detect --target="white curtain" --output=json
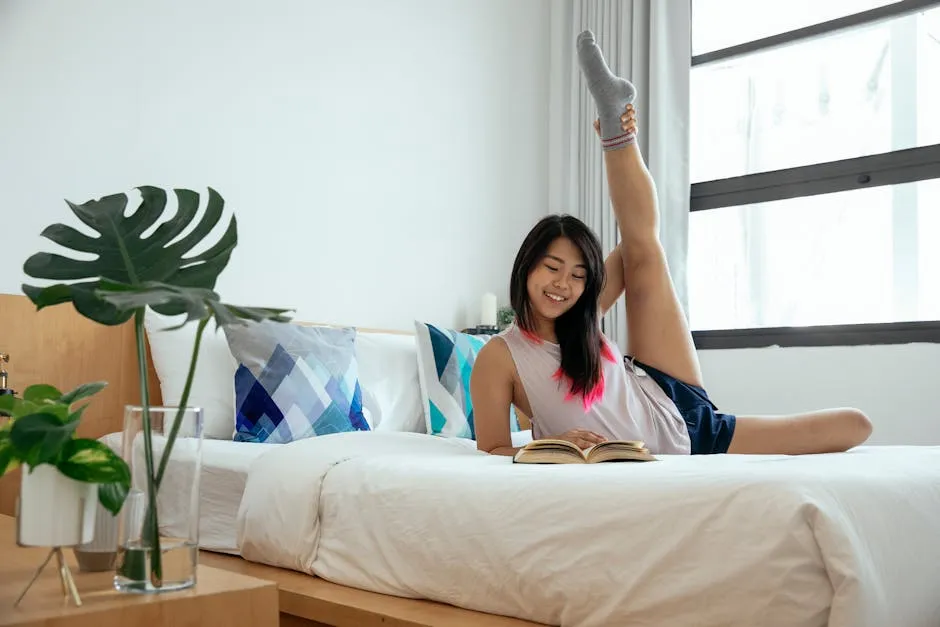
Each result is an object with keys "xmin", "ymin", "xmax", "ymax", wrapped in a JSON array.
[{"xmin": 548, "ymin": 0, "xmax": 691, "ymax": 352}]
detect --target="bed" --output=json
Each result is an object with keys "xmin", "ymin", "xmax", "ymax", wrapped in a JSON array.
[
  {"xmin": 4, "ymin": 292, "xmax": 939, "ymax": 627},
  {"xmin": 237, "ymin": 432, "xmax": 940, "ymax": 627}
]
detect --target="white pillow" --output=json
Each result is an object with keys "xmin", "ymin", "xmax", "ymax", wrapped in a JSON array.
[
  {"xmin": 354, "ymin": 332, "xmax": 425, "ymax": 434},
  {"xmin": 144, "ymin": 311, "xmax": 238, "ymax": 440}
]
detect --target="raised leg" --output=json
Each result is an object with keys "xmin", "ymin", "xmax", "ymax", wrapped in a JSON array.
[
  {"xmin": 728, "ymin": 408, "xmax": 873, "ymax": 454},
  {"xmin": 604, "ymin": 144, "xmax": 704, "ymax": 387},
  {"xmin": 577, "ymin": 31, "xmax": 703, "ymax": 387}
]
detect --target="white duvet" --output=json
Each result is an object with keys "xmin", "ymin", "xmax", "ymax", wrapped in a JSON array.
[{"xmin": 236, "ymin": 432, "xmax": 940, "ymax": 627}]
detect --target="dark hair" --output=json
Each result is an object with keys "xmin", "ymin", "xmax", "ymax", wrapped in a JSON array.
[{"xmin": 509, "ymin": 214, "xmax": 606, "ymax": 400}]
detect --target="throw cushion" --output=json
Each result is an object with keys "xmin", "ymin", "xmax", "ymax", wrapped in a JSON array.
[
  {"xmin": 224, "ymin": 321, "xmax": 370, "ymax": 443},
  {"xmin": 413, "ymin": 321, "xmax": 520, "ymax": 439},
  {"xmin": 355, "ymin": 332, "xmax": 426, "ymax": 433},
  {"xmin": 144, "ymin": 310, "xmax": 239, "ymax": 440}
]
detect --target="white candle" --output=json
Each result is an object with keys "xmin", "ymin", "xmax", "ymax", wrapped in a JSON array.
[{"xmin": 481, "ymin": 293, "xmax": 497, "ymax": 327}]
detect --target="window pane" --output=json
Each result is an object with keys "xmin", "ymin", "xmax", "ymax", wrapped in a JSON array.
[
  {"xmin": 692, "ymin": 0, "xmax": 897, "ymax": 55},
  {"xmin": 688, "ymin": 180, "xmax": 940, "ymax": 331},
  {"xmin": 691, "ymin": 7, "xmax": 940, "ymax": 183},
  {"xmin": 919, "ymin": 8, "xmax": 940, "ymax": 150},
  {"xmin": 917, "ymin": 179, "xmax": 940, "ymax": 320}
]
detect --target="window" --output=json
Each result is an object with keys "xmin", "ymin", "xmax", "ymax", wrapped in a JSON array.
[{"xmin": 688, "ymin": 0, "xmax": 940, "ymax": 341}]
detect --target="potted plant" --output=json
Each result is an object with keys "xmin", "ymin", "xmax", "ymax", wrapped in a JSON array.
[
  {"xmin": 18, "ymin": 185, "xmax": 291, "ymax": 593},
  {"xmin": 497, "ymin": 305, "xmax": 515, "ymax": 331},
  {"xmin": 0, "ymin": 382, "xmax": 129, "ymax": 548}
]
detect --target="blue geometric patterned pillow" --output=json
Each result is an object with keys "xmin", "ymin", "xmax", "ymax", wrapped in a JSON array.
[
  {"xmin": 224, "ymin": 322, "xmax": 370, "ymax": 443},
  {"xmin": 413, "ymin": 321, "xmax": 520, "ymax": 439}
]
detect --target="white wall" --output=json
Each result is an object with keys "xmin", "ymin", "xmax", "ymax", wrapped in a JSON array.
[
  {"xmin": 700, "ymin": 343, "xmax": 940, "ymax": 445},
  {"xmin": 3, "ymin": 1, "xmax": 935, "ymax": 447},
  {"xmin": 0, "ymin": 0, "xmax": 550, "ymax": 331}
]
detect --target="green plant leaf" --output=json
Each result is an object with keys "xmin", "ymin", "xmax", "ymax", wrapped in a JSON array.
[
  {"xmin": 0, "ymin": 431, "xmax": 20, "ymax": 476},
  {"xmin": 59, "ymin": 381, "xmax": 107, "ymax": 406},
  {"xmin": 0, "ymin": 397, "xmax": 67, "ymax": 422},
  {"xmin": 41, "ymin": 403, "xmax": 69, "ymax": 423},
  {"xmin": 96, "ymin": 280, "xmax": 217, "ymax": 325},
  {"xmin": 57, "ymin": 439, "xmax": 130, "ymax": 515},
  {"xmin": 21, "ymin": 186, "xmax": 237, "ymax": 324},
  {"xmin": 95, "ymin": 280, "xmax": 293, "ymax": 329},
  {"xmin": 9, "ymin": 413, "xmax": 79, "ymax": 467},
  {"xmin": 205, "ymin": 300, "xmax": 294, "ymax": 329},
  {"xmin": 23, "ymin": 384, "xmax": 62, "ymax": 403},
  {"xmin": 98, "ymin": 481, "xmax": 129, "ymax": 516},
  {"xmin": 58, "ymin": 439, "xmax": 130, "ymax": 483},
  {"xmin": 66, "ymin": 403, "xmax": 90, "ymax": 425},
  {"xmin": 6, "ymin": 398, "xmax": 69, "ymax": 423}
]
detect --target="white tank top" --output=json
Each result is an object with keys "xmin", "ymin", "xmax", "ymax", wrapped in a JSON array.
[{"xmin": 499, "ymin": 324, "xmax": 691, "ymax": 455}]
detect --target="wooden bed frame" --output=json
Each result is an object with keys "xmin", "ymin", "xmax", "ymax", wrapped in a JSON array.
[{"xmin": 0, "ymin": 293, "xmax": 543, "ymax": 627}]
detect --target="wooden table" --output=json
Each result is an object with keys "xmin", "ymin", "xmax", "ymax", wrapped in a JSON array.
[{"xmin": 0, "ymin": 514, "xmax": 278, "ymax": 627}]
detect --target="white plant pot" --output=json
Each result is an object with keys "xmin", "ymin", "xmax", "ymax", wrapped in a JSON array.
[{"xmin": 18, "ymin": 464, "xmax": 96, "ymax": 547}]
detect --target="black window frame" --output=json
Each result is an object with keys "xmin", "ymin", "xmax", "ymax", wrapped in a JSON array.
[
  {"xmin": 690, "ymin": 0, "xmax": 940, "ymax": 350},
  {"xmin": 688, "ymin": 0, "xmax": 940, "ymax": 350}
]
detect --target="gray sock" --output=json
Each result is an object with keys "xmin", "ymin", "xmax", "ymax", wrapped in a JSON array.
[{"xmin": 576, "ymin": 30, "xmax": 636, "ymax": 151}]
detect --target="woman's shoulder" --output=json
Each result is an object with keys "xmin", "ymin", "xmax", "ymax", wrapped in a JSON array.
[
  {"xmin": 475, "ymin": 333, "xmax": 512, "ymax": 369},
  {"xmin": 471, "ymin": 334, "xmax": 515, "ymax": 388}
]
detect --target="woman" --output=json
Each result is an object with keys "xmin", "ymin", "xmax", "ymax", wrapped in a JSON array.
[{"xmin": 471, "ymin": 31, "xmax": 872, "ymax": 457}]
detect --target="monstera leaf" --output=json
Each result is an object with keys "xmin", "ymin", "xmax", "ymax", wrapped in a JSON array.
[
  {"xmin": 95, "ymin": 280, "xmax": 293, "ymax": 328},
  {"xmin": 22, "ymin": 186, "xmax": 236, "ymax": 325}
]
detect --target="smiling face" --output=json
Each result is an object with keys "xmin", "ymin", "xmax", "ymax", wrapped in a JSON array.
[{"xmin": 525, "ymin": 236, "xmax": 587, "ymax": 324}]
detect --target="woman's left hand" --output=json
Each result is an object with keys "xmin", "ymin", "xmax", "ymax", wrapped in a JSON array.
[{"xmin": 594, "ymin": 104, "xmax": 637, "ymax": 136}]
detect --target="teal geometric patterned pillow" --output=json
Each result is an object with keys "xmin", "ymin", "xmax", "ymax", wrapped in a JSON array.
[{"xmin": 413, "ymin": 321, "xmax": 520, "ymax": 439}]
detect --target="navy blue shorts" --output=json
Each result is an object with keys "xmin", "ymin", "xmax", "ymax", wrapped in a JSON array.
[{"xmin": 626, "ymin": 357, "xmax": 736, "ymax": 455}]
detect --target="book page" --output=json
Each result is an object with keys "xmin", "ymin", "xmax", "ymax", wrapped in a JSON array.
[{"xmin": 524, "ymin": 439, "xmax": 584, "ymax": 454}]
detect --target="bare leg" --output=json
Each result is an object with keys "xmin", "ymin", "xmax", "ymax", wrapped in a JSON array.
[
  {"xmin": 576, "ymin": 30, "xmax": 701, "ymax": 386},
  {"xmin": 728, "ymin": 409, "xmax": 872, "ymax": 454},
  {"xmin": 603, "ymin": 136, "xmax": 704, "ymax": 388},
  {"xmin": 578, "ymin": 34, "xmax": 872, "ymax": 455}
]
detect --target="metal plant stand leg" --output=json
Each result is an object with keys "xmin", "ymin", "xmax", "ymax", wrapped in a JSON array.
[
  {"xmin": 55, "ymin": 547, "xmax": 82, "ymax": 606},
  {"xmin": 13, "ymin": 547, "xmax": 83, "ymax": 608}
]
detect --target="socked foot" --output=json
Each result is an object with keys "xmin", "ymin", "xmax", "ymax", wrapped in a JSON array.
[
  {"xmin": 727, "ymin": 408, "xmax": 873, "ymax": 455},
  {"xmin": 576, "ymin": 30, "xmax": 636, "ymax": 150}
]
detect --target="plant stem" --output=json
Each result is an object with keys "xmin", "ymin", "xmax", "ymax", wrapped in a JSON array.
[
  {"xmin": 134, "ymin": 309, "xmax": 163, "ymax": 587},
  {"xmin": 154, "ymin": 316, "xmax": 208, "ymax": 487}
]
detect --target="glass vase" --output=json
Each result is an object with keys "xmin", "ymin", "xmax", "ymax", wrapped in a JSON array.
[{"xmin": 114, "ymin": 405, "xmax": 203, "ymax": 593}]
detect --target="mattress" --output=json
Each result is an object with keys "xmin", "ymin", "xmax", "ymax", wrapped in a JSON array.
[
  {"xmin": 102, "ymin": 432, "xmax": 277, "ymax": 553},
  {"xmin": 102, "ymin": 428, "xmax": 534, "ymax": 554},
  {"xmin": 236, "ymin": 431, "xmax": 940, "ymax": 627}
]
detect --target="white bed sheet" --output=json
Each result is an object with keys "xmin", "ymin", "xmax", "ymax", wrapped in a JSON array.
[
  {"xmin": 101, "ymin": 429, "xmax": 530, "ymax": 554},
  {"xmin": 237, "ymin": 431, "xmax": 940, "ymax": 627},
  {"xmin": 102, "ymin": 432, "xmax": 277, "ymax": 553}
]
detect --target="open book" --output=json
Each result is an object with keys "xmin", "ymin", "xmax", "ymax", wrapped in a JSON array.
[{"xmin": 513, "ymin": 438, "xmax": 657, "ymax": 464}]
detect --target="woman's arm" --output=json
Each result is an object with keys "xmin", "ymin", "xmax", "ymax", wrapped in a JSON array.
[
  {"xmin": 470, "ymin": 339, "xmax": 520, "ymax": 457},
  {"xmin": 599, "ymin": 242, "xmax": 625, "ymax": 317}
]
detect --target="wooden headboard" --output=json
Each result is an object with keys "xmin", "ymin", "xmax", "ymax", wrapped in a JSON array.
[{"xmin": 0, "ymin": 293, "xmax": 162, "ymax": 515}]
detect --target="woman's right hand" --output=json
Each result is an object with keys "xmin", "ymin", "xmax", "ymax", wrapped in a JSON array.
[
  {"xmin": 549, "ymin": 428, "xmax": 608, "ymax": 450},
  {"xmin": 594, "ymin": 104, "xmax": 637, "ymax": 136}
]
